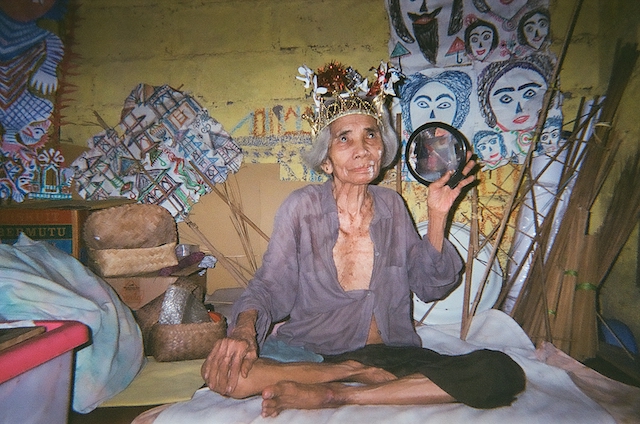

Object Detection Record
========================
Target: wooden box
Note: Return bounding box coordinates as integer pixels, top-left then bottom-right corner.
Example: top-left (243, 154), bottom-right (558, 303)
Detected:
top-left (0, 208), bottom-right (89, 260)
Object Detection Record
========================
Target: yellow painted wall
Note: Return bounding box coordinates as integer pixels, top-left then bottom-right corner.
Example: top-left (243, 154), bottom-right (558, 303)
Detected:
top-left (60, 0), bottom-right (640, 342)
top-left (61, 0), bottom-right (391, 144)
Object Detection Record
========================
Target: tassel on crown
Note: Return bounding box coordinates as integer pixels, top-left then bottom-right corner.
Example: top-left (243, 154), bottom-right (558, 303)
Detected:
top-left (297, 61), bottom-right (403, 137)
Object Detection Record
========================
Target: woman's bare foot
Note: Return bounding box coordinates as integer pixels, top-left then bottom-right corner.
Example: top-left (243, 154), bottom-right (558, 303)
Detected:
top-left (261, 381), bottom-right (346, 417)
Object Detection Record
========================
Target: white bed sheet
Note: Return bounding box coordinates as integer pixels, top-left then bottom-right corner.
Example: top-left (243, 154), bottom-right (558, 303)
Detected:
top-left (147, 310), bottom-right (626, 423)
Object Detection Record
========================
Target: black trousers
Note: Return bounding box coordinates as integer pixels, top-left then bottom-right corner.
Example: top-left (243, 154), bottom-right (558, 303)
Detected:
top-left (323, 344), bottom-right (526, 409)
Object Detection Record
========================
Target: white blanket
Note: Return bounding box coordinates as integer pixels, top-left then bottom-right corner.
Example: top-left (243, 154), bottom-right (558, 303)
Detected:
top-left (0, 234), bottom-right (144, 413)
top-left (151, 310), bottom-right (620, 424)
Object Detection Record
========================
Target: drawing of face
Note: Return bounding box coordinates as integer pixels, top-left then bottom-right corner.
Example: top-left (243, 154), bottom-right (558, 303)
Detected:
top-left (522, 11), bottom-right (549, 49)
top-left (539, 116), bottom-right (562, 152)
top-left (400, 71), bottom-right (472, 133)
top-left (410, 81), bottom-right (457, 128)
top-left (19, 119), bottom-right (51, 147)
top-left (489, 66), bottom-right (547, 131)
top-left (474, 131), bottom-right (506, 165)
top-left (470, 24), bottom-right (493, 60)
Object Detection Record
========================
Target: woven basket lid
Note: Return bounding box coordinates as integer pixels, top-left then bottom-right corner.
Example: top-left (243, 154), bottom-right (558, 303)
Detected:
top-left (84, 203), bottom-right (177, 250)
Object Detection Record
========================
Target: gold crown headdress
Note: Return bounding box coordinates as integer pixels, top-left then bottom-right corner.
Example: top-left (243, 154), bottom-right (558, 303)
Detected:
top-left (297, 61), bottom-right (403, 137)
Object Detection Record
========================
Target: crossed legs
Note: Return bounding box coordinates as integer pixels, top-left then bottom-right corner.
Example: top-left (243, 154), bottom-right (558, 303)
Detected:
top-left (220, 358), bottom-right (455, 417)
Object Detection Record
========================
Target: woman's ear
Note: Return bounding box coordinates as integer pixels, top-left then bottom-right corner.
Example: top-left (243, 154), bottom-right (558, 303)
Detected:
top-left (321, 159), bottom-right (333, 175)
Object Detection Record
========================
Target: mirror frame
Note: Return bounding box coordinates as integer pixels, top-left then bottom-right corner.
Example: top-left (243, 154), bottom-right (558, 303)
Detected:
top-left (404, 121), bottom-right (469, 188)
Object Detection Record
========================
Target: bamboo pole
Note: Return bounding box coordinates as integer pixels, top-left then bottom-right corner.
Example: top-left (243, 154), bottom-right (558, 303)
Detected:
top-left (460, 187), bottom-right (479, 334)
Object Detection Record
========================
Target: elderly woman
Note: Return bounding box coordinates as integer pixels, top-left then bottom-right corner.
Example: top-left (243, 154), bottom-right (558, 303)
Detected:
top-left (202, 66), bottom-right (525, 417)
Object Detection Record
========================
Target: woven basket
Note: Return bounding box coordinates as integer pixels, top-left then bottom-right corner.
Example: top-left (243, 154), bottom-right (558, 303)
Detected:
top-left (88, 243), bottom-right (178, 277)
top-left (134, 277), bottom-right (226, 361)
top-left (84, 203), bottom-right (178, 277)
top-left (149, 320), bottom-right (227, 362)
top-left (135, 292), bottom-right (166, 354)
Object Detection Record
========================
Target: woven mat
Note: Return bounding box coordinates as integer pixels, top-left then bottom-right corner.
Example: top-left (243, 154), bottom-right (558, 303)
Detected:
top-left (100, 357), bottom-right (204, 407)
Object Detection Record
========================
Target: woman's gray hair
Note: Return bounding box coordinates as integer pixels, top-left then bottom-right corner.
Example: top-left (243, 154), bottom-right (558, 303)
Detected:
top-left (303, 108), bottom-right (399, 174)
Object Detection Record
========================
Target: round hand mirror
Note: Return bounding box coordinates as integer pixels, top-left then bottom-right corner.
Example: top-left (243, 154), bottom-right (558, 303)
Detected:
top-left (405, 122), bottom-right (469, 188)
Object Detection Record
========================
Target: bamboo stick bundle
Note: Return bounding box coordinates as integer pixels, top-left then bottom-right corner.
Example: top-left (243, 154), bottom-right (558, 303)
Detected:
top-left (570, 152), bottom-right (640, 359)
top-left (501, 124), bottom-right (589, 316)
top-left (512, 42), bottom-right (638, 359)
top-left (510, 110), bottom-right (594, 343)
top-left (506, 98), bottom-right (603, 328)
top-left (515, 121), bottom-right (620, 355)
top-left (549, 128), bottom-right (625, 357)
top-left (515, 203), bottom-right (588, 349)
top-left (571, 234), bottom-right (599, 359)
top-left (511, 100), bottom-right (610, 344)
top-left (548, 210), bottom-right (587, 352)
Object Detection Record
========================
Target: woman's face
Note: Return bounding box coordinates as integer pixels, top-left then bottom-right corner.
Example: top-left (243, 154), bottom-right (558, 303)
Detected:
top-left (322, 114), bottom-right (384, 185)
top-left (410, 81), bottom-right (457, 129)
top-left (523, 12), bottom-right (549, 49)
top-left (469, 24), bottom-right (495, 61)
top-left (489, 67), bottom-right (547, 131)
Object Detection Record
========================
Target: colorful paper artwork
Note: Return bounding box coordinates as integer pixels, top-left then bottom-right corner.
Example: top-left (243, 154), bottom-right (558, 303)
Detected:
top-left (229, 105), bottom-right (325, 182)
top-left (387, 0), bottom-right (562, 173)
top-left (0, 1), bottom-right (72, 202)
top-left (387, 0), bottom-right (552, 72)
top-left (70, 84), bottom-right (243, 221)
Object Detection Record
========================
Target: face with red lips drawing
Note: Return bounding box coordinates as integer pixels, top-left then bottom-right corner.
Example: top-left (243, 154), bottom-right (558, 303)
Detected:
top-left (468, 23), bottom-right (495, 61)
top-left (489, 66), bottom-right (547, 132)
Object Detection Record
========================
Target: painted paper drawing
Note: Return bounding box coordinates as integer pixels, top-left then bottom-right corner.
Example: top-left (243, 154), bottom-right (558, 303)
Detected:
top-left (70, 84), bottom-right (243, 221)
top-left (0, 0), bottom-right (72, 202)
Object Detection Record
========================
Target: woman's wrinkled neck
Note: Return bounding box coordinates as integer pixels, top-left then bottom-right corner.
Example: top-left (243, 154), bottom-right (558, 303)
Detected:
top-left (331, 178), bottom-right (372, 217)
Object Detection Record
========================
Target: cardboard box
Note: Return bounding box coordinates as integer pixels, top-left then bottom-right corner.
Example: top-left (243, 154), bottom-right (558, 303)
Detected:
top-left (104, 275), bottom-right (179, 310)
top-left (106, 272), bottom-right (207, 310)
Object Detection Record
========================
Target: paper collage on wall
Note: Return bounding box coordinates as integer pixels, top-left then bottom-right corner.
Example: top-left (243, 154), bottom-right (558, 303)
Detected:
top-left (229, 106), bottom-right (320, 182)
top-left (387, 0), bottom-right (562, 174)
top-left (0, 0), bottom-right (73, 202)
top-left (70, 84), bottom-right (243, 221)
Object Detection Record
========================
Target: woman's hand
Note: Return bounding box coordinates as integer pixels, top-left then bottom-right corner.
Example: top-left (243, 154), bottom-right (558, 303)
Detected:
top-left (201, 310), bottom-right (259, 396)
top-left (426, 152), bottom-right (476, 251)
top-left (428, 152), bottom-right (476, 215)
